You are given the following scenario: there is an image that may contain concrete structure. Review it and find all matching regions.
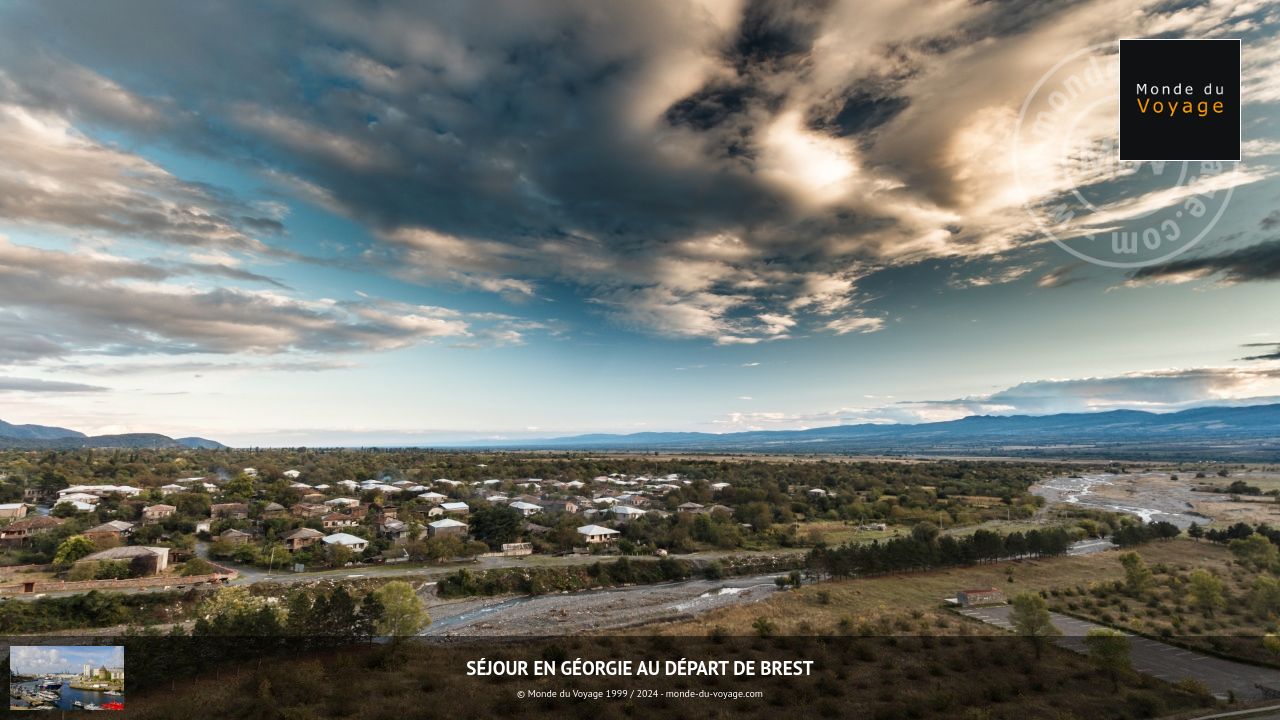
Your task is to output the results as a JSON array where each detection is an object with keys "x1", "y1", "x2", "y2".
[
  {"x1": 956, "y1": 587, "x2": 1005, "y2": 607},
  {"x1": 219, "y1": 528, "x2": 251, "y2": 545},
  {"x1": 210, "y1": 502, "x2": 249, "y2": 519},
  {"x1": 509, "y1": 501, "x2": 543, "y2": 517},
  {"x1": 0, "y1": 502, "x2": 28, "y2": 519},
  {"x1": 78, "y1": 545, "x2": 170, "y2": 575}
]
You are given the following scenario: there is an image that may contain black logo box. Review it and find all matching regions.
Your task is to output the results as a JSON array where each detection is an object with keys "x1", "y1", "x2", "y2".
[{"x1": 1119, "y1": 38, "x2": 1240, "y2": 161}]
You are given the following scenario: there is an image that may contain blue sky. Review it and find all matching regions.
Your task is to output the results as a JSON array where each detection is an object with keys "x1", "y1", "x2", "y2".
[{"x1": 0, "y1": 1, "x2": 1279, "y2": 446}]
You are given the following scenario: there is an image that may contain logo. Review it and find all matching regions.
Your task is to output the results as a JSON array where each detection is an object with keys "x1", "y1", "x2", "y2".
[{"x1": 1013, "y1": 43, "x2": 1237, "y2": 268}]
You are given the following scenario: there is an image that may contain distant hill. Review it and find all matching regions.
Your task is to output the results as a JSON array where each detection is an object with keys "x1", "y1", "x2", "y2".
[
  {"x1": 0, "y1": 419, "x2": 84, "y2": 441},
  {"x1": 0, "y1": 420, "x2": 226, "y2": 450},
  {"x1": 455, "y1": 403, "x2": 1280, "y2": 461}
]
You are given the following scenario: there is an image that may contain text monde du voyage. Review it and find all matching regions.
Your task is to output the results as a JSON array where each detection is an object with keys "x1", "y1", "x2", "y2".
[{"x1": 1134, "y1": 82, "x2": 1229, "y2": 118}]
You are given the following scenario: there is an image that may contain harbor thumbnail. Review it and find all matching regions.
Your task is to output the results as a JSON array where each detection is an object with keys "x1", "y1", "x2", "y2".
[{"x1": 9, "y1": 646, "x2": 124, "y2": 711}]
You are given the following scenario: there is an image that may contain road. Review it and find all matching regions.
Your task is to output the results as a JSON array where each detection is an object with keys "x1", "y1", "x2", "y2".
[
  {"x1": 422, "y1": 573, "x2": 783, "y2": 636},
  {"x1": 959, "y1": 604, "x2": 1280, "y2": 700}
]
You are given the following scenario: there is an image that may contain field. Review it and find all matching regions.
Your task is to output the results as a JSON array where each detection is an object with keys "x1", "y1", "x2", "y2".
[{"x1": 645, "y1": 540, "x2": 1228, "y2": 637}]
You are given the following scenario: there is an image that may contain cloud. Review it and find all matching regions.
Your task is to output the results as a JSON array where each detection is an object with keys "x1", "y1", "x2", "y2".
[
  {"x1": 0, "y1": 377, "x2": 107, "y2": 393},
  {"x1": 0, "y1": 0, "x2": 1278, "y2": 347},
  {"x1": 708, "y1": 365, "x2": 1280, "y2": 430},
  {"x1": 0, "y1": 238, "x2": 546, "y2": 363},
  {"x1": 1128, "y1": 238, "x2": 1280, "y2": 285}
]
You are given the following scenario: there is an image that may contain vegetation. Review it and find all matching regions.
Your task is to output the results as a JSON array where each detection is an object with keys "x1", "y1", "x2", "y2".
[{"x1": 1010, "y1": 592, "x2": 1060, "y2": 659}]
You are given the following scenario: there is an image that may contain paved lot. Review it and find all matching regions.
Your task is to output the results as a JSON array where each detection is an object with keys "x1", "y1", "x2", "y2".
[{"x1": 960, "y1": 604, "x2": 1280, "y2": 700}]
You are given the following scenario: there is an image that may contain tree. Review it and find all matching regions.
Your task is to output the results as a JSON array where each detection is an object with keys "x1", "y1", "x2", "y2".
[
  {"x1": 1230, "y1": 534, "x2": 1278, "y2": 571},
  {"x1": 1084, "y1": 628, "x2": 1131, "y2": 692},
  {"x1": 1010, "y1": 592, "x2": 1060, "y2": 660},
  {"x1": 468, "y1": 506, "x2": 523, "y2": 550},
  {"x1": 326, "y1": 542, "x2": 354, "y2": 567},
  {"x1": 53, "y1": 535, "x2": 96, "y2": 567},
  {"x1": 1188, "y1": 569, "x2": 1225, "y2": 615},
  {"x1": 1188, "y1": 523, "x2": 1204, "y2": 540},
  {"x1": 1119, "y1": 552, "x2": 1153, "y2": 595},
  {"x1": 1251, "y1": 576, "x2": 1280, "y2": 618},
  {"x1": 911, "y1": 521, "x2": 939, "y2": 544},
  {"x1": 373, "y1": 580, "x2": 431, "y2": 636}
]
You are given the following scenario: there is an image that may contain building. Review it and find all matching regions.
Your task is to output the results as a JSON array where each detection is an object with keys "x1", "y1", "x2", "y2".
[
  {"x1": 261, "y1": 502, "x2": 288, "y2": 519},
  {"x1": 321, "y1": 532, "x2": 369, "y2": 553},
  {"x1": 427, "y1": 518, "x2": 468, "y2": 538},
  {"x1": 0, "y1": 515, "x2": 65, "y2": 543},
  {"x1": 58, "y1": 485, "x2": 141, "y2": 498},
  {"x1": 142, "y1": 504, "x2": 177, "y2": 522},
  {"x1": 160, "y1": 483, "x2": 185, "y2": 495},
  {"x1": 677, "y1": 502, "x2": 705, "y2": 513},
  {"x1": 210, "y1": 502, "x2": 249, "y2": 519},
  {"x1": 542, "y1": 499, "x2": 579, "y2": 515},
  {"x1": 441, "y1": 501, "x2": 469, "y2": 516},
  {"x1": 611, "y1": 505, "x2": 647, "y2": 523},
  {"x1": 0, "y1": 502, "x2": 28, "y2": 519},
  {"x1": 956, "y1": 587, "x2": 1006, "y2": 607},
  {"x1": 577, "y1": 524, "x2": 620, "y2": 544},
  {"x1": 282, "y1": 527, "x2": 324, "y2": 552},
  {"x1": 322, "y1": 513, "x2": 357, "y2": 530},
  {"x1": 218, "y1": 528, "x2": 251, "y2": 545},
  {"x1": 290, "y1": 503, "x2": 327, "y2": 519},
  {"x1": 77, "y1": 545, "x2": 170, "y2": 575},
  {"x1": 83, "y1": 520, "x2": 134, "y2": 544},
  {"x1": 509, "y1": 501, "x2": 543, "y2": 517}
]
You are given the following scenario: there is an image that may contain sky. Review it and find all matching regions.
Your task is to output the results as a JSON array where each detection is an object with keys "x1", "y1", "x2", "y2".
[
  {"x1": 1, "y1": 0, "x2": 1279, "y2": 446},
  {"x1": 10, "y1": 645, "x2": 123, "y2": 675}
]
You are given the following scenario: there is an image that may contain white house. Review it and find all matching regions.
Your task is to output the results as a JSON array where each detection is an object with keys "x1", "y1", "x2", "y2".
[
  {"x1": 509, "y1": 501, "x2": 543, "y2": 517},
  {"x1": 321, "y1": 533, "x2": 369, "y2": 553},
  {"x1": 283, "y1": 470, "x2": 302, "y2": 479},
  {"x1": 577, "y1": 524, "x2": 620, "y2": 544},
  {"x1": 324, "y1": 497, "x2": 361, "y2": 509},
  {"x1": 419, "y1": 492, "x2": 447, "y2": 504},
  {"x1": 612, "y1": 505, "x2": 647, "y2": 522},
  {"x1": 160, "y1": 483, "x2": 185, "y2": 495},
  {"x1": 441, "y1": 501, "x2": 469, "y2": 515}
]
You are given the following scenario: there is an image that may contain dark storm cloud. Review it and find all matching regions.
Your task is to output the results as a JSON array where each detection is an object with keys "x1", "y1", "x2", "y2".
[
  {"x1": 1129, "y1": 239, "x2": 1280, "y2": 284},
  {"x1": 1, "y1": 0, "x2": 1277, "y2": 349},
  {"x1": 1242, "y1": 343, "x2": 1280, "y2": 361}
]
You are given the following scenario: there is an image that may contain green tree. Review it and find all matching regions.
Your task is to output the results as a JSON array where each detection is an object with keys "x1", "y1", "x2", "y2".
[
  {"x1": 1251, "y1": 576, "x2": 1280, "y2": 618},
  {"x1": 372, "y1": 580, "x2": 431, "y2": 636},
  {"x1": 1119, "y1": 552, "x2": 1153, "y2": 595},
  {"x1": 1010, "y1": 592, "x2": 1061, "y2": 660},
  {"x1": 53, "y1": 535, "x2": 96, "y2": 567},
  {"x1": 1230, "y1": 534, "x2": 1279, "y2": 571},
  {"x1": 1084, "y1": 628, "x2": 1131, "y2": 692},
  {"x1": 1188, "y1": 569, "x2": 1225, "y2": 615}
]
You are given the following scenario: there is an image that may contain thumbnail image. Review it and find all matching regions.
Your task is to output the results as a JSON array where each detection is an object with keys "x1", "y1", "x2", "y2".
[{"x1": 9, "y1": 646, "x2": 124, "y2": 711}]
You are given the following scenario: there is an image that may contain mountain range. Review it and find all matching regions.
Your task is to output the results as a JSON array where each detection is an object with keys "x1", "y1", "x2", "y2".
[
  {"x1": 0, "y1": 419, "x2": 224, "y2": 450},
  {"x1": 454, "y1": 403, "x2": 1280, "y2": 461}
]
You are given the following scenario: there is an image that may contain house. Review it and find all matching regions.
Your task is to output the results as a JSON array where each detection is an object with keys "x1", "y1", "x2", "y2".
[
  {"x1": 577, "y1": 524, "x2": 620, "y2": 544},
  {"x1": 380, "y1": 518, "x2": 411, "y2": 543},
  {"x1": 282, "y1": 470, "x2": 302, "y2": 479},
  {"x1": 77, "y1": 545, "x2": 170, "y2": 575},
  {"x1": 418, "y1": 492, "x2": 448, "y2": 504},
  {"x1": 261, "y1": 502, "x2": 287, "y2": 519},
  {"x1": 218, "y1": 528, "x2": 251, "y2": 545},
  {"x1": 808, "y1": 488, "x2": 829, "y2": 497},
  {"x1": 0, "y1": 502, "x2": 27, "y2": 519},
  {"x1": 0, "y1": 515, "x2": 65, "y2": 543},
  {"x1": 441, "y1": 501, "x2": 469, "y2": 516},
  {"x1": 142, "y1": 504, "x2": 177, "y2": 522},
  {"x1": 159, "y1": 484, "x2": 185, "y2": 496},
  {"x1": 59, "y1": 485, "x2": 141, "y2": 498},
  {"x1": 83, "y1": 520, "x2": 134, "y2": 544},
  {"x1": 956, "y1": 587, "x2": 1006, "y2": 607},
  {"x1": 322, "y1": 513, "x2": 357, "y2": 530},
  {"x1": 324, "y1": 497, "x2": 361, "y2": 510},
  {"x1": 282, "y1": 527, "x2": 324, "y2": 552},
  {"x1": 322, "y1": 532, "x2": 369, "y2": 553},
  {"x1": 509, "y1": 501, "x2": 543, "y2": 517},
  {"x1": 291, "y1": 502, "x2": 328, "y2": 519},
  {"x1": 611, "y1": 505, "x2": 647, "y2": 523},
  {"x1": 710, "y1": 482, "x2": 731, "y2": 492},
  {"x1": 428, "y1": 518, "x2": 468, "y2": 538},
  {"x1": 210, "y1": 502, "x2": 249, "y2": 519},
  {"x1": 677, "y1": 502, "x2": 705, "y2": 514},
  {"x1": 56, "y1": 492, "x2": 101, "y2": 507},
  {"x1": 542, "y1": 499, "x2": 579, "y2": 514}
]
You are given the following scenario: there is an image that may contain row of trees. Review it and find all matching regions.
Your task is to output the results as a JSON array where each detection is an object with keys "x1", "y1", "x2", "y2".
[{"x1": 807, "y1": 526, "x2": 1076, "y2": 578}]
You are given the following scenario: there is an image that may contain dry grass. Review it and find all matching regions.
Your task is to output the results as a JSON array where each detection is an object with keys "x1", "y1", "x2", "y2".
[{"x1": 648, "y1": 539, "x2": 1228, "y2": 637}]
